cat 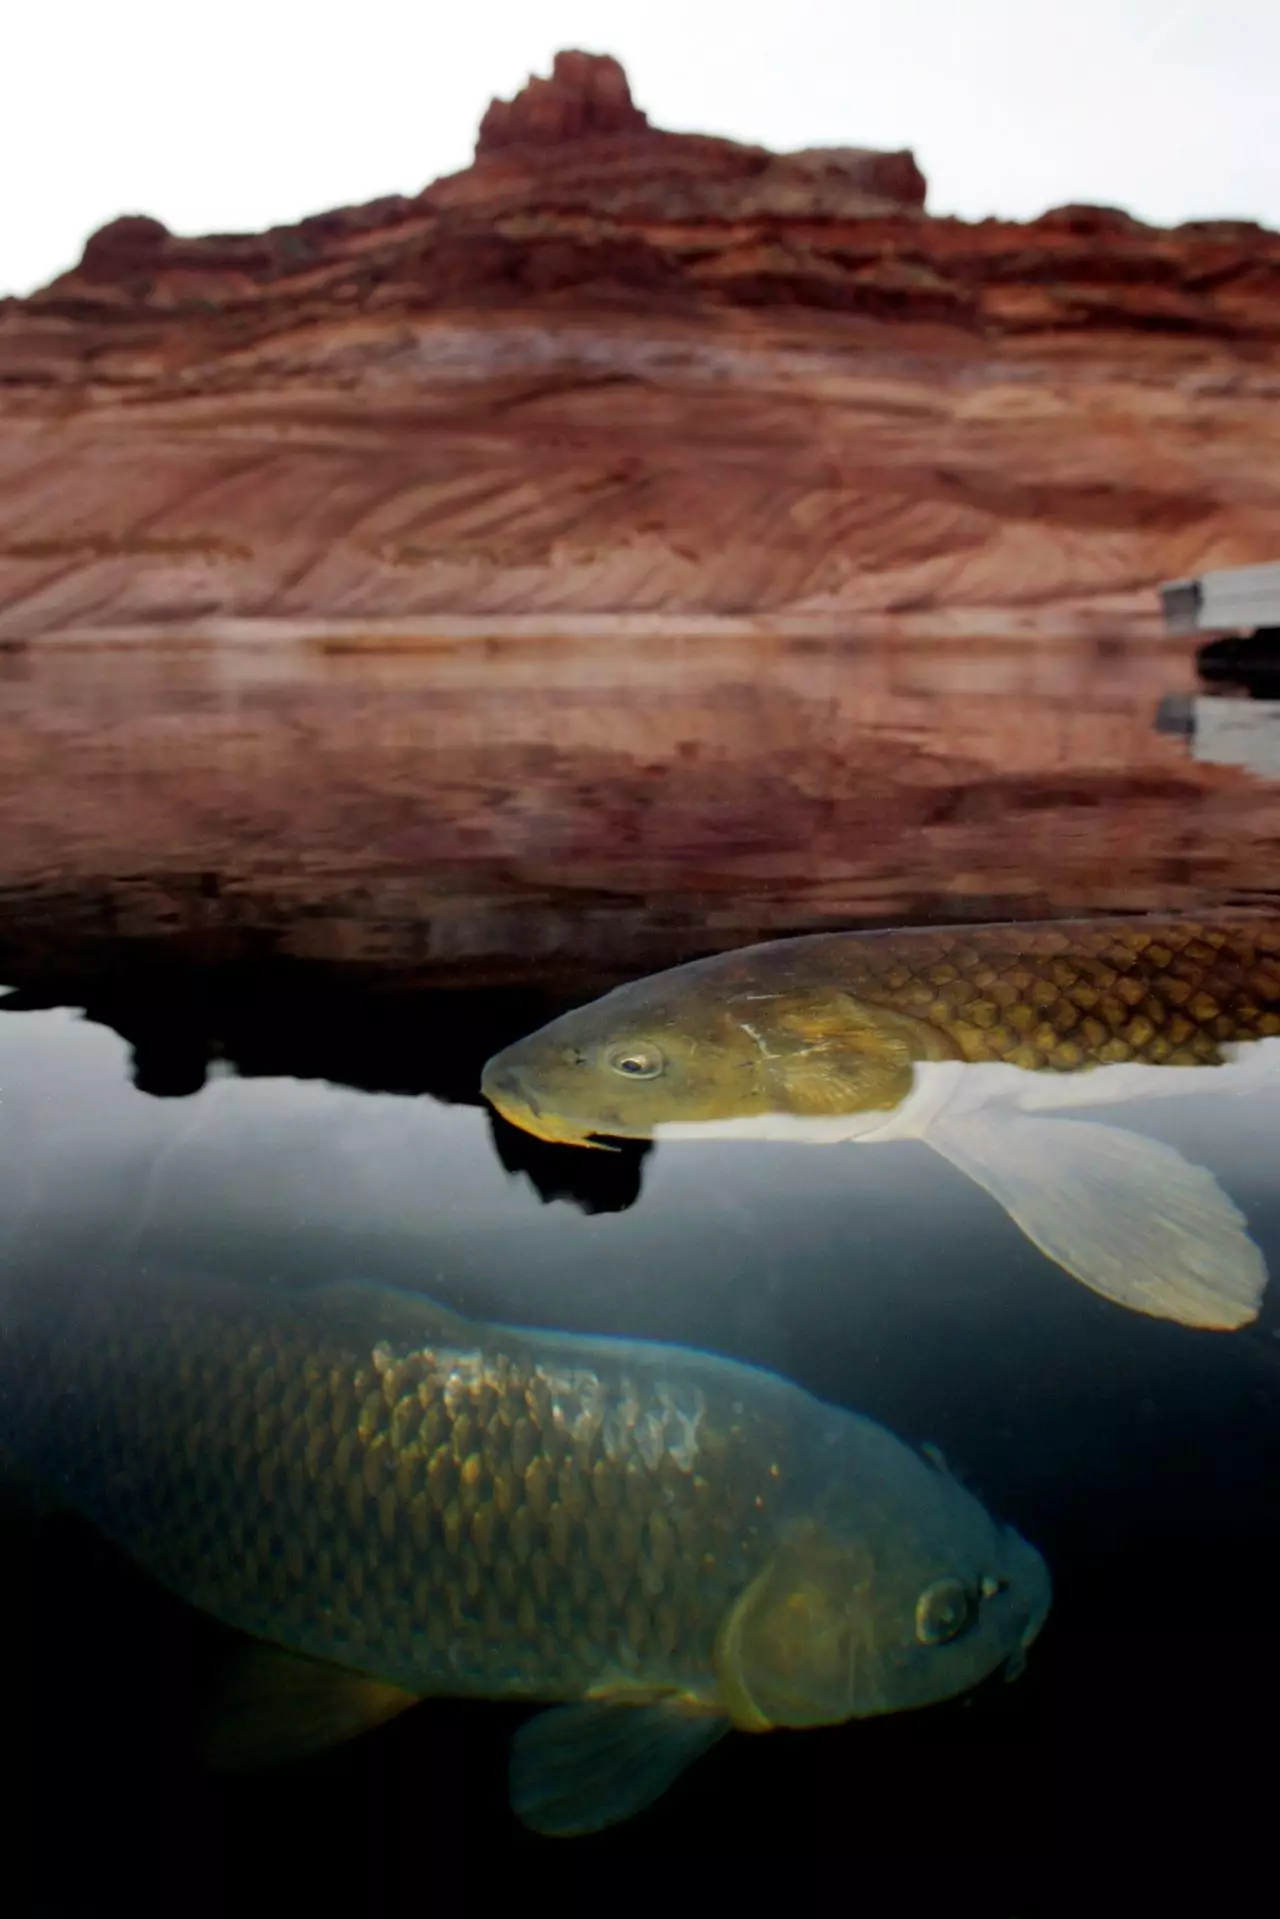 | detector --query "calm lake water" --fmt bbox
[2,638,1279,1900]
